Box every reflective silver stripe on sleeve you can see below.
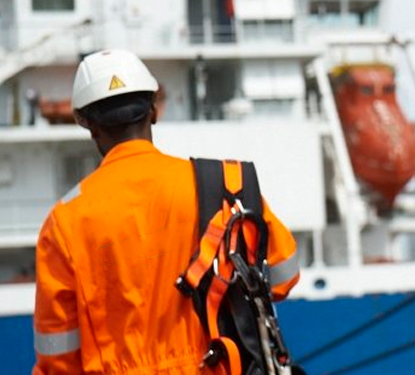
[61,184,81,204]
[269,251,299,287]
[34,328,80,356]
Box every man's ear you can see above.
[73,109,90,129]
[87,122,101,139]
[73,109,100,139]
[150,103,158,125]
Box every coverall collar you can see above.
[100,139,160,167]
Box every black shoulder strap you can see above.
[190,158,271,373]
[241,161,263,215]
[190,158,263,239]
[191,158,224,238]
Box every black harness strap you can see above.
[191,158,224,238]
[177,158,302,375]
[191,158,263,239]
[190,158,269,373]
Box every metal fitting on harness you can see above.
[234,198,247,216]
[199,342,225,368]
[174,275,193,298]
[213,257,238,285]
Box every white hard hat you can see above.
[72,49,159,110]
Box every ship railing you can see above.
[184,22,293,45]
[294,0,382,43]
[194,98,306,122]
[298,25,383,43]
[234,20,294,44]
[184,24,236,45]
[124,22,294,48]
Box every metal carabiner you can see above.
[224,203,269,268]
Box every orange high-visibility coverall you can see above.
[32,140,299,375]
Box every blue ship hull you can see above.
[1,293,415,374]
[278,293,415,375]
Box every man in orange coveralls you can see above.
[32,49,299,375]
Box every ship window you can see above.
[242,20,293,43]
[349,1,379,26]
[308,0,379,28]
[32,0,75,11]
[361,85,374,96]
[309,1,341,15]
[252,99,294,117]
[383,84,395,94]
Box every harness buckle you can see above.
[234,198,247,216]
[174,275,193,298]
[199,342,225,368]
[213,258,238,285]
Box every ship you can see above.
[1,0,415,374]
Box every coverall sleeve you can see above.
[32,212,83,375]
[262,199,300,301]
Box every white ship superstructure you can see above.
[0,0,322,283]
[1,1,415,373]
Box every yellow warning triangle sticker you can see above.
[109,75,126,90]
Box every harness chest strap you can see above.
[178,209,226,290]
[204,222,243,375]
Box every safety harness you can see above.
[176,158,294,375]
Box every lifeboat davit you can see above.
[331,64,415,209]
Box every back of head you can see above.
[72,49,158,129]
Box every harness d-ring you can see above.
[213,257,238,284]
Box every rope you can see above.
[296,293,415,363]
[322,338,415,375]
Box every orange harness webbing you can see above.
[177,160,261,375]
[176,158,299,375]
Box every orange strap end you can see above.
[223,160,243,195]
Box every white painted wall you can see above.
[14,0,92,49]
[17,66,77,126]
[235,0,295,20]
[380,0,415,122]
[99,0,187,49]
[242,59,305,99]
[19,66,76,100]
[0,119,325,237]
[0,143,56,235]
[154,120,325,231]
[0,140,98,238]
[146,60,191,121]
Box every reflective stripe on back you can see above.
[61,184,81,204]
[34,328,80,356]
[269,251,299,286]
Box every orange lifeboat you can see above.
[39,98,76,124]
[331,64,415,209]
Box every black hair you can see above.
[78,91,155,129]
